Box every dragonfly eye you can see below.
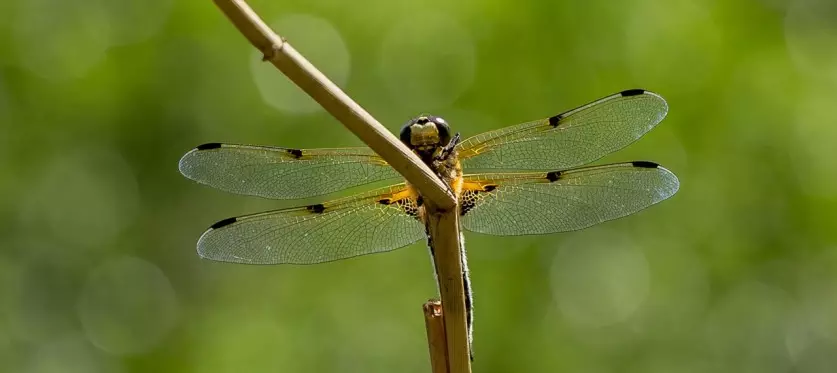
[434,117,451,146]
[399,121,415,148]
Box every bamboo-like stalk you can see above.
[423,199,471,373]
[209,1,471,372]
[423,301,447,373]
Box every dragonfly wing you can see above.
[459,161,679,235]
[458,89,668,171]
[178,143,400,199]
[197,184,426,264]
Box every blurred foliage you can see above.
[2,0,837,372]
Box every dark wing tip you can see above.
[620,89,646,97]
[632,160,660,168]
[287,148,303,159]
[196,143,223,150]
[209,217,237,229]
[546,171,562,182]
[306,204,326,214]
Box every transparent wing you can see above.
[459,161,679,235]
[178,143,399,199]
[458,89,668,171]
[197,184,426,264]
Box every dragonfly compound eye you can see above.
[428,116,451,146]
[399,120,415,148]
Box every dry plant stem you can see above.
[211,0,454,210]
[211,1,470,371]
[425,202,472,373]
[423,301,447,373]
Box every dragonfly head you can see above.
[400,115,452,154]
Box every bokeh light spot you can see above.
[550,233,650,327]
[97,0,173,46]
[798,250,837,341]
[785,0,837,83]
[624,0,722,92]
[250,14,351,115]
[789,87,837,197]
[77,257,179,356]
[0,72,9,167]
[13,0,111,81]
[379,12,475,111]
[27,334,124,373]
[793,340,837,373]
[9,263,77,344]
[18,148,139,249]
[704,281,795,372]
[192,314,291,372]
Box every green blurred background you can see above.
[2,0,837,372]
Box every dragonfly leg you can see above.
[436,132,461,161]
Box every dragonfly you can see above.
[178,88,680,359]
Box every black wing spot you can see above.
[196,143,222,150]
[621,89,645,97]
[287,149,303,159]
[548,114,563,127]
[546,171,562,182]
[632,161,659,168]
[416,195,424,207]
[378,199,391,205]
[483,184,497,192]
[210,217,237,229]
[307,204,326,214]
